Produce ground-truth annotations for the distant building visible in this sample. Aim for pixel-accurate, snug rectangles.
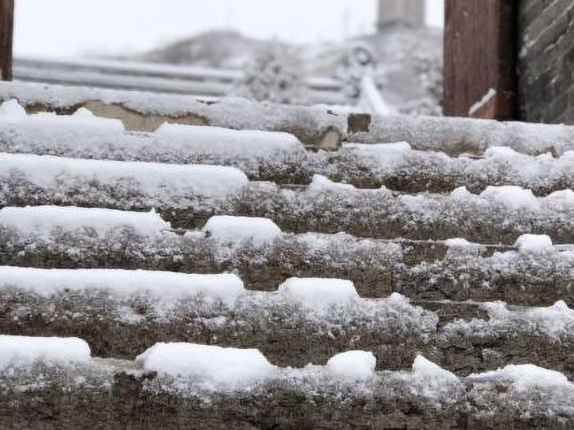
[377,0,426,29]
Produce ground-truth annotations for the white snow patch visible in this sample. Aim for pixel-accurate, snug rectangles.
[481,300,574,340]
[412,356,458,385]
[136,343,275,389]
[0,153,249,199]
[409,356,459,398]
[156,124,303,156]
[344,142,411,169]
[469,88,496,116]
[451,186,473,199]
[0,99,27,119]
[0,267,246,306]
[483,146,520,159]
[278,278,361,311]
[2,104,124,132]
[445,238,474,248]
[326,351,377,381]
[308,175,356,193]
[0,206,171,238]
[72,107,95,117]
[0,335,91,370]
[480,186,539,210]
[470,364,572,392]
[514,234,554,254]
[544,189,574,204]
[202,216,281,245]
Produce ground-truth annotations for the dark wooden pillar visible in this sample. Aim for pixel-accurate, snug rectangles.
[443,0,519,120]
[0,0,14,81]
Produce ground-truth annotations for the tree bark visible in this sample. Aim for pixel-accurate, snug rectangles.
[443,0,519,120]
[0,0,14,81]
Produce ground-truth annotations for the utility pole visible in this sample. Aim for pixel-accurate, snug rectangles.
[0,0,14,81]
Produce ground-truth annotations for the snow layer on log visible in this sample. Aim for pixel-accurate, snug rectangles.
[0,82,346,147]
[0,335,91,370]
[349,113,574,156]
[136,343,276,390]
[5,98,574,195]
[202,215,282,246]
[0,205,171,238]
[0,267,246,306]
[0,100,308,178]
[325,351,377,381]
[0,153,248,209]
[443,301,574,342]
[278,278,361,312]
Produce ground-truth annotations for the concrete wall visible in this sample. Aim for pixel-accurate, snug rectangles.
[378,0,426,28]
[518,0,574,124]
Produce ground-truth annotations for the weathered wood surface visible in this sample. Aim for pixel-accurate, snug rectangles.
[518,0,574,124]
[0,0,13,81]
[443,0,518,120]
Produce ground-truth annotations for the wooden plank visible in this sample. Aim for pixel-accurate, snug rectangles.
[0,0,14,81]
[443,0,519,120]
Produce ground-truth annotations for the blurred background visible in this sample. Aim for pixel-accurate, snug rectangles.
[12,0,445,115]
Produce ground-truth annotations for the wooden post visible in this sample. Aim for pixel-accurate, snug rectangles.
[443,0,518,120]
[0,0,14,81]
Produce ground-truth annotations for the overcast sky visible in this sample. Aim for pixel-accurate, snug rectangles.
[14,0,445,58]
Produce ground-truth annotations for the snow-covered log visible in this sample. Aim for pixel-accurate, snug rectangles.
[4,81,574,156]
[0,81,346,150]
[0,271,435,368]
[6,100,574,194]
[349,113,574,156]
[7,157,574,242]
[1,337,574,429]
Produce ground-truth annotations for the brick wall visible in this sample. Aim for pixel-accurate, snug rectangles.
[518,0,574,124]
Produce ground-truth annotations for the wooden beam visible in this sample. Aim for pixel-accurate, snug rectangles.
[0,0,14,81]
[443,0,519,120]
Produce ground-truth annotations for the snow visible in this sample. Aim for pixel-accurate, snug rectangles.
[545,189,574,203]
[409,356,460,398]
[0,206,171,238]
[450,186,473,199]
[308,175,357,193]
[202,216,282,245]
[0,99,26,119]
[0,102,305,177]
[411,356,458,385]
[514,234,554,254]
[0,100,124,133]
[277,278,361,312]
[0,267,246,306]
[480,186,539,210]
[469,88,497,116]
[447,300,574,341]
[156,124,304,156]
[445,238,474,248]
[470,364,572,392]
[342,142,412,171]
[0,153,249,202]
[0,81,346,136]
[0,335,91,370]
[326,351,377,381]
[346,141,411,153]
[136,343,275,389]
[351,112,574,157]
